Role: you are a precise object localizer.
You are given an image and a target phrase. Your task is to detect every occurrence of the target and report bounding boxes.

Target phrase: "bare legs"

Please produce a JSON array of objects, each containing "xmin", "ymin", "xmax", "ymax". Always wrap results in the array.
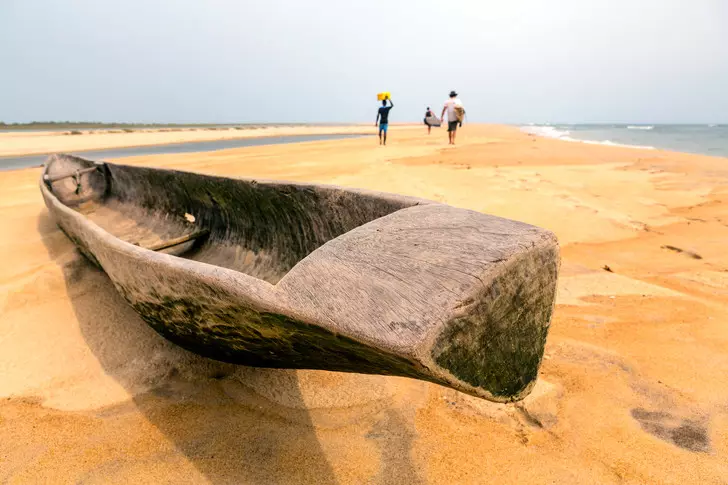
[{"xmin": 448, "ymin": 129, "xmax": 457, "ymax": 145}]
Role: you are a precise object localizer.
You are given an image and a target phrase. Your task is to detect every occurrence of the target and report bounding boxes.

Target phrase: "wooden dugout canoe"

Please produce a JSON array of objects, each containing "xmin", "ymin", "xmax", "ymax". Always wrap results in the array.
[{"xmin": 40, "ymin": 153, "xmax": 559, "ymax": 402}]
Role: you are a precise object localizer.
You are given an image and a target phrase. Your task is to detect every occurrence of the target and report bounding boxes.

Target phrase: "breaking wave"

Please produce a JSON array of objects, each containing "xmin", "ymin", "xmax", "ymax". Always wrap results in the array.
[{"xmin": 521, "ymin": 125, "xmax": 656, "ymax": 150}]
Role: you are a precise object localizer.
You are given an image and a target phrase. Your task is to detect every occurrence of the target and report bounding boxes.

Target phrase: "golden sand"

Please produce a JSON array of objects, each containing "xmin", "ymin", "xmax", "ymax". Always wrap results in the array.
[{"xmin": 1, "ymin": 125, "xmax": 727, "ymax": 483}]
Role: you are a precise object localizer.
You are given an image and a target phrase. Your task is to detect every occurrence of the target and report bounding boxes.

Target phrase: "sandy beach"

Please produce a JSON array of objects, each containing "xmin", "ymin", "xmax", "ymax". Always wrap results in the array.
[{"xmin": 1, "ymin": 124, "xmax": 727, "ymax": 483}]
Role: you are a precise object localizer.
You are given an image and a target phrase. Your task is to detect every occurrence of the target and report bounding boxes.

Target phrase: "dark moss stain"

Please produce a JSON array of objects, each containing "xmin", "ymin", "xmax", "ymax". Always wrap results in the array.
[
  {"xmin": 48, "ymin": 156, "xmax": 417, "ymax": 284},
  {"xmin": 115, "ymin": 283, "xmax": 439, "ymax": 382},
  {"xmin": 431, "ymin": 246, "xmax": 558, "ymax": 399},
  {"xmin": 105, "ymin": 164, "xmax": 412, "ymax": 282}
]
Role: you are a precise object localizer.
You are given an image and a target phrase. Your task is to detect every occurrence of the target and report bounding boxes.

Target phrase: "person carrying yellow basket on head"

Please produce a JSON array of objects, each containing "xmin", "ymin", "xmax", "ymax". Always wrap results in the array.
[{"xmin": 375, "ymin": 93, "xmax": 394, "ymax": 146}]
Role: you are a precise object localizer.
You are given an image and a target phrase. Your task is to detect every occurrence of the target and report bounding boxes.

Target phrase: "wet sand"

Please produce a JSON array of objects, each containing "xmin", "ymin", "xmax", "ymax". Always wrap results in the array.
[{"xmin": 1, "ymin": 125, "xmax": 727, "ymax": 483}]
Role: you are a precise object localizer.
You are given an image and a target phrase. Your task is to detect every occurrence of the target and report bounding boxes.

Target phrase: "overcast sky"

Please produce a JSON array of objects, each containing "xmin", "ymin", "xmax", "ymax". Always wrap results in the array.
[{"xmin": 1, "ymin": 0, "xmax": 727, "ymax": 124}]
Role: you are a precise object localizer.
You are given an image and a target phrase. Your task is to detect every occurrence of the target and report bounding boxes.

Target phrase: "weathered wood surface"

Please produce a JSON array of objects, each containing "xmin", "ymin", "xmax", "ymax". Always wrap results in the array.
[
  {"xmin": 40, "ymin": 153, "xmax": 560, "ymax": 402},
  {"xmin": 43, "ymin": 165, "xmax": 99, "ymax": 183},
  {"xmin": 141, "ymin": 229, "xmax": 210, "ymax": 252}
]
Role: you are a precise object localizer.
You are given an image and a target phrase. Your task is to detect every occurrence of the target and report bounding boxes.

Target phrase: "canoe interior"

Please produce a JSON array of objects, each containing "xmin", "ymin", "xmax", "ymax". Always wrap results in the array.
[{"xmin": 44, "ymin": 155, "xmax": 416, "ymax": 284}]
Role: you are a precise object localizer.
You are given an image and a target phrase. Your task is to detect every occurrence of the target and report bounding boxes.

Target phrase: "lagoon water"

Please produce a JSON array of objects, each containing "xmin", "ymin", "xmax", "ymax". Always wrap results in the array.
[{"xmin": 0, "ymin": 133, "xmax": 364, "ymax": 171}]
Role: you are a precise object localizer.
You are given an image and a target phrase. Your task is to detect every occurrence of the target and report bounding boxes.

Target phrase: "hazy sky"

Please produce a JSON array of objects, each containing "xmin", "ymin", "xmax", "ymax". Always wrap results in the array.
[{"xmin": 2, "ymin": 0, "xmax": 727, "ymax": 124}]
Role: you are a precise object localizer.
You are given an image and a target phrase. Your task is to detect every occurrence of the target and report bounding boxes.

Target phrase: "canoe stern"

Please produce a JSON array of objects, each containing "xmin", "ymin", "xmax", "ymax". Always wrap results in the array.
[{"xmin": 429, "ymin": 242, "xmax": 559, "ymax": 402}]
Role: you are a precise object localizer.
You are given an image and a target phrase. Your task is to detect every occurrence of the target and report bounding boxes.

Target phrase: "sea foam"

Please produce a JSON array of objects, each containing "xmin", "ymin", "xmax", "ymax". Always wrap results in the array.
[{"xmin": 521, "ymin": 125, "xmax": 656, "ymax": 150}]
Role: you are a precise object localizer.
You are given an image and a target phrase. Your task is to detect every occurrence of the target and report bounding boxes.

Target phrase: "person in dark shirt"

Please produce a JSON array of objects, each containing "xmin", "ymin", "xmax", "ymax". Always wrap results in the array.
[
  {"xmin": 424, "ymin": 106, "xmax": 434, "ymax": 134},
  {"xmin": 375, "ymin": 98, "xmax": 394, "ymax": 145}
]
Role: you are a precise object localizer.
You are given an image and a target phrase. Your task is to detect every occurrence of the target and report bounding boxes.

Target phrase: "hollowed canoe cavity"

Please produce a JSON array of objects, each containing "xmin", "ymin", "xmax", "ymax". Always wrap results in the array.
[{"xmin": 46, "ymin": 155, "xmax": 416, "ymax": 284}]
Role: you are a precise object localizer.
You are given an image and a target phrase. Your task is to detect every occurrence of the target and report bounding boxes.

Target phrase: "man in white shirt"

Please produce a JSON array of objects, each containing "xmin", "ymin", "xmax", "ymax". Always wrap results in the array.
[{"xmin": 441, "ymin": 90, "xmax": 463, "ymax": 145}]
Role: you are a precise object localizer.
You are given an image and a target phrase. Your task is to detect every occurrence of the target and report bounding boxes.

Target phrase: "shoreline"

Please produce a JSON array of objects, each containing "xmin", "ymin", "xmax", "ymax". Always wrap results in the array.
[
  {"xmin": 520, "ymin": 123, "xmax": 728, "ymax": 157},
  {"xmin": 4, "ymin": 122, "xmax": 726, "ymax": 162},
  {"xmin": 0, "ymin": 133, "xmax": 369, "ymax": 173},
  {"xmin": 0, "ymin": 122, "xmax": 359, "ymax": 131},
  {"xmin": 4, "ymin": 122, "xmax": 728, "ymax": 163},
  {"xmin": 521, "ymin": 125, "xmax": 657, "ymax": 150},
  {"xmin": 0, "ymin": 123, "xmax": 421, "ymax": 158}
]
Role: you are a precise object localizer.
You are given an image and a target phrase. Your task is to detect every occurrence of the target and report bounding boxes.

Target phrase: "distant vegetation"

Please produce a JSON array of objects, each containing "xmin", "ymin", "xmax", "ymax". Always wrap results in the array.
[{"xmin": 0, "ymin": 121, "xmax": 315, "ymax": 131}]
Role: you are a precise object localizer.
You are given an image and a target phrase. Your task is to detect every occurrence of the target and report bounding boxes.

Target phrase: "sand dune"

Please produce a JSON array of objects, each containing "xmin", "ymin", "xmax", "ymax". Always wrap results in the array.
[{"xmin": 1, "ymin": 125, "xmax": 727, "ymax": 483}]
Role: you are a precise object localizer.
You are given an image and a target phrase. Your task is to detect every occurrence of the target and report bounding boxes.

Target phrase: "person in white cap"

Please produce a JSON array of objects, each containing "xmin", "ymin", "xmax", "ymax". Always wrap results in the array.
[{"xmin": 441, "ymin": 90, "xmax": 464, "ymax": 145}]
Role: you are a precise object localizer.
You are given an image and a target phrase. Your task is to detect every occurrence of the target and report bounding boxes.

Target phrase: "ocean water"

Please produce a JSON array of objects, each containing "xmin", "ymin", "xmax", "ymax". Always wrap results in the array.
[{"xmin": 520, "ymin": 124, "xmax": 728, "ymax": 157}]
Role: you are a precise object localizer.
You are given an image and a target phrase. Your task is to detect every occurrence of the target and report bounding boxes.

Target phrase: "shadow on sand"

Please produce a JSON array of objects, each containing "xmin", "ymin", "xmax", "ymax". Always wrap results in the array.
[{"xmin": 37, "ymin": 212, "xmax": 340, "ymax": 484}]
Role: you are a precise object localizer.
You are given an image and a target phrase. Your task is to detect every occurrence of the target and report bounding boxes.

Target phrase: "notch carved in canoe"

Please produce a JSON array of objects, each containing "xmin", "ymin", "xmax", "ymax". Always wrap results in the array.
[
  {"xmin": 132, "ymin": 229, "xmax": 210, "ymax": 252},
  {"xmin": 40, "ymin": 153, "xmax": 560, "ymax": 402}
]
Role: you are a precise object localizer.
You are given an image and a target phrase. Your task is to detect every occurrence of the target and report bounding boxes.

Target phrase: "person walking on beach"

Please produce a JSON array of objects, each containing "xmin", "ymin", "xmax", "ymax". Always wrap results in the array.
[
  {"xmin": 424, "ymin": 106, "xmax": 434, "ymax": 134},
  {"xmin": 375, "ymin": 97, "xmax": 394, "ymax": 145},
  {"xmin": 441, "ymin": 91, "xmax": 464, "ymax": 145}
]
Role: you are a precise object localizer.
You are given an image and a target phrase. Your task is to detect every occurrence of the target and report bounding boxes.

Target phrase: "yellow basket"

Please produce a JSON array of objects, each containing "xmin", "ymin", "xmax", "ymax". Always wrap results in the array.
[{"xmin": 377, "ymin": 92, "xmax": 391, "ymax": 101}]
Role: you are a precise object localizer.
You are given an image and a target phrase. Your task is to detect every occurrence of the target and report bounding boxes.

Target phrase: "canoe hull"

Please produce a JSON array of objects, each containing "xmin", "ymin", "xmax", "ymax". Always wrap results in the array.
[{"xmin": 41, "ymin": 154, "xmax": 559, "ymax": 402}]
